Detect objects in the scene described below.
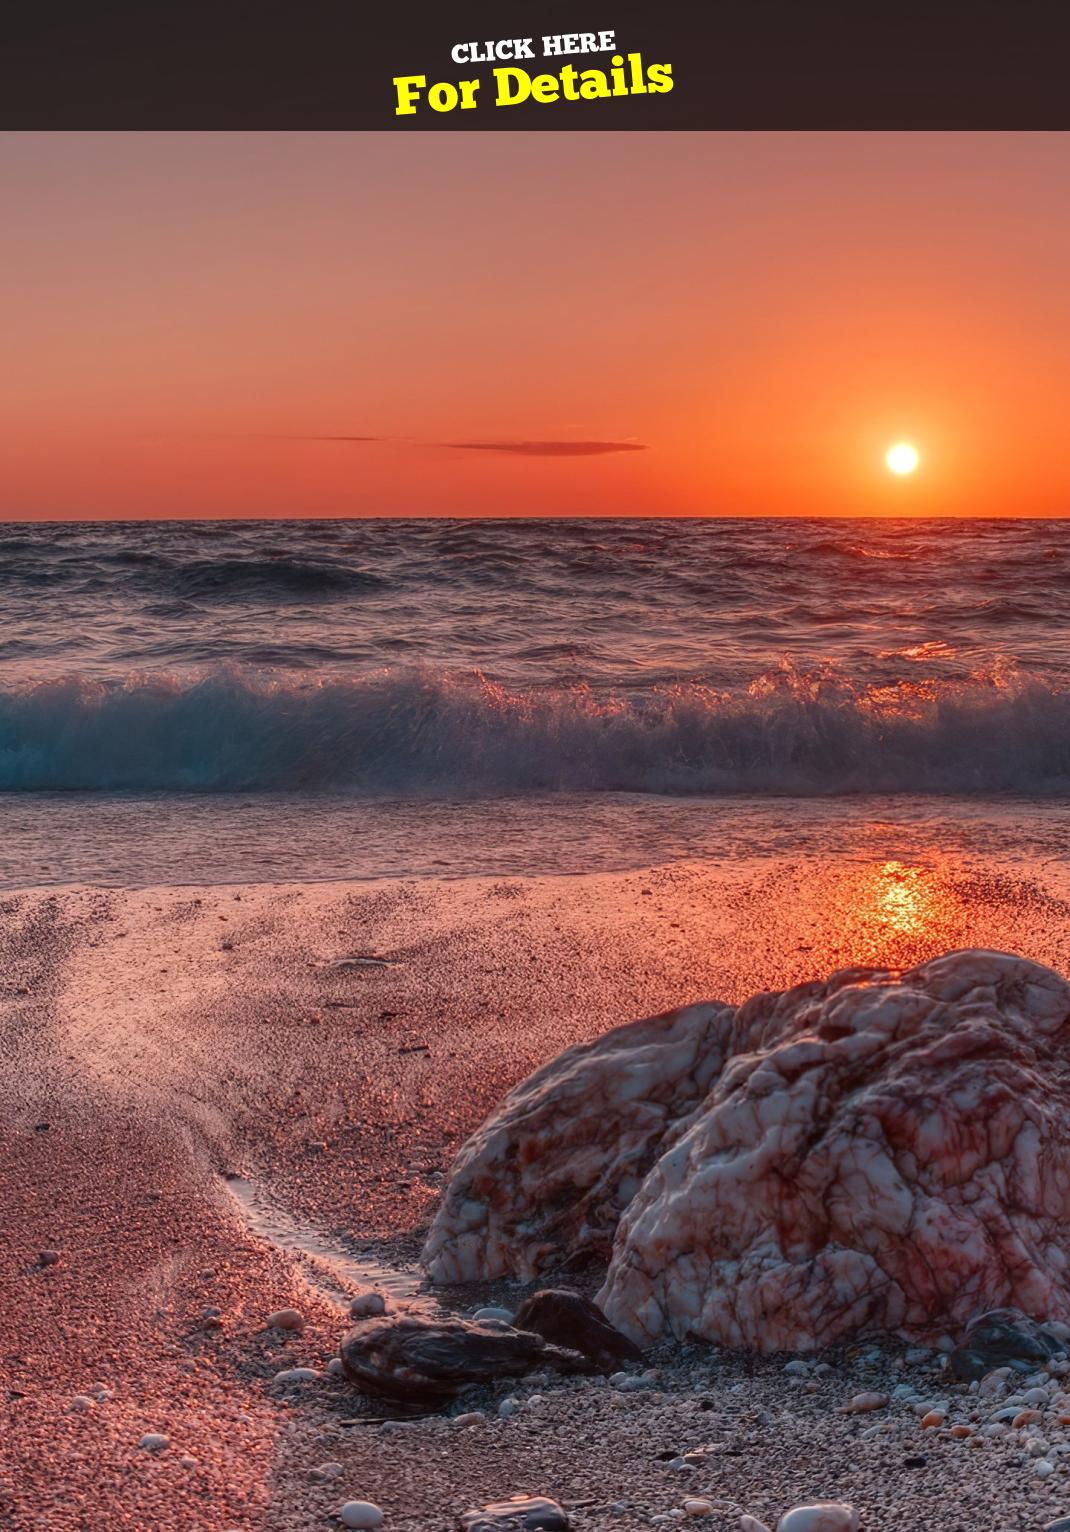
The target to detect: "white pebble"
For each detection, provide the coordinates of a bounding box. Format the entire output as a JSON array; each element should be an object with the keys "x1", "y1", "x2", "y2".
[
  {"x1": 777, "y1": 1505, "x2": 860, "y2": 1532},
  {"x1": 843, "y1": 1391, "x2": 888, "y2": 1413},
  {"x1": 683, "y1": 1500, "x2": 715, "y2": 1517},
  {"x1": 265, "y1": 1308, "x2": 304, "y2": 1332},
  {"x1": 741, "y1": 1519, "x2": 771, "y2": 1532},
  {"x1": 68, "y1": 1395, "x2": 95, "y2": 1412},
  {"x1": 452, "y1": 1411, "x2": 485, "y2": 1426},
  {"x1": 1035, "y1": 1460, "x2": 1055, "y2": 1478},
  {"x1": 349, "y1": 1293, "x2": 387, "y2": 1319},
  {"x1": 319, "y1": 1462, "x2": 344, "y2": 1479},
  {"x1": 339, "y1": 1503, "x2": 385, "y2": 1530},
  {"x1": 498, "y1": 1397, "x2": 519, "y2": 1418},
  {"x1": 473, "y1": 1305, "x2": 514, "y2": 1323},
  {"x1": 273, "y1": 1367, "x2": 319, "y2": 1385},
  {"x1": 138, "y1": 1433, "x2": 169, "y2": 1452},
  {"x1": 327, "y1": 1358, "x2": 345, "y2": 1377}
]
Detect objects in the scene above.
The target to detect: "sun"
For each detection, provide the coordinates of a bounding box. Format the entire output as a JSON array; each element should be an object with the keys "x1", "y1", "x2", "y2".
[{"x1": 886, "y1": 441, "x2": 920, "y2": 476}]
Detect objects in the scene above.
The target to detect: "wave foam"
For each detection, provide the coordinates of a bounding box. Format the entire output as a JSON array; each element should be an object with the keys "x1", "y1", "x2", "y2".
[{"x1": 0, "y1": 664, "x2": 1068, "y2": 794}]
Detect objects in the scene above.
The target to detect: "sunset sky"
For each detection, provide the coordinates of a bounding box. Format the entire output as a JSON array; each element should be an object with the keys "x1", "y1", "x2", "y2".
[{"x1": 3, "y1": 130, "x2": 1070, "y2": 519}]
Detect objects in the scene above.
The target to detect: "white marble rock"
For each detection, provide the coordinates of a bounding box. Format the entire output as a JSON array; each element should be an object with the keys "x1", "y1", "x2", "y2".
[{"x1": 424, "y1": 951, "x2": 1070, "y2": 1351}]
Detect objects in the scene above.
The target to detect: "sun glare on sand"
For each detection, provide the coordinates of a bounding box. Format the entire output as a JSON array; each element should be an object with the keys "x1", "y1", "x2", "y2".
[{"x1": 886, "y1": 442, "x2": 920, "y2": 476}]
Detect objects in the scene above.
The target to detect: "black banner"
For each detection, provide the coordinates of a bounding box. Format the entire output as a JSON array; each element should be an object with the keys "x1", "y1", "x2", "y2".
[{"x1": 3, "y1": 0, "x2": 1070, "y2": 128}]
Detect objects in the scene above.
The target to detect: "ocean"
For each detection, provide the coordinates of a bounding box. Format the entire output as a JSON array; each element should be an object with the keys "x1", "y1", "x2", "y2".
[{"x1": 2, "y1": 515, "x2": 1068, "y2": 888}]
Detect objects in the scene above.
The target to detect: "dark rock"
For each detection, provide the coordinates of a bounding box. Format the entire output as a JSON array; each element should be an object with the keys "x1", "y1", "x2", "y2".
[
  {"x1": 903, "y1": 1455, "x2": 927, "y2": 1468},
  {"x1": 963, "y1": 1308, "x2": 1063, "y2": 1367},
  {"x1": 512, "y1": 1289, "x2": 643, "y2": 1370},
  {"x1": 459, "y1": 1497, "x2": 569, "y2": 1531},
  {"x1": 948, "y1": 1347, "x2": 988, "y2": 1381},
  {"x1": 1043, "y1": 1520, "x2": 1070, "y2": 1532},
  {"x1": 339, "y1": 1315, "x2": 593, "y2": 1407}
]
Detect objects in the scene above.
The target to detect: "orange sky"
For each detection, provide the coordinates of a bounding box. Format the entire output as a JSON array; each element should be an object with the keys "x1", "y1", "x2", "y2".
[{"x1": 3, "y1": 131, "x2": 1070, "y2": 519}]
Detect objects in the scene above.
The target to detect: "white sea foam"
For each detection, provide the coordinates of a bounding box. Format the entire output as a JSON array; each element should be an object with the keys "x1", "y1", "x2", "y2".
[{"x1": 0, "y1": 662, "x2": 1067, "y2": 794}]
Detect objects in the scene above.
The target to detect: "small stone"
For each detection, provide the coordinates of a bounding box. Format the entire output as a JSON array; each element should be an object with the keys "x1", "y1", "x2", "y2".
[
  {"x1": 350, "y1": 1292, "x2": 387, "y2": 1319},
  {"x1": 784, "y1": 1360, "x2": 811, "y2": 1376},
  {"x1": 327, "y1": 1358, "x2": 345, "y2": 1377},
  {"x1": 1012, "y1": 1408, "x2": 1043, "y2": 1428},
  {"x1": 498, "y1": 1396, "x2": 519, "y2": 1418},
  {"x1": 740, "y1": 1519, "x2": 771, "y2": 1532},
  {"x1": 138, "y1": 1433, "x2": 169, "y2": 1452},
  {"x1": 453, "y1": 1411, "x2": 485, "y2": 1426},
  {"x1": 920, "y1": 1410, "x2": 945, "y2": 1428},
  {"x1": 273, "y1": 1367, "x2": 319, "y2": 1385},
  {"x1": 950, "y1": 1424, "x2": 973, "y2": 1439},
  {"x1": 1036, "y1": 1461, "x2": 1055, "y2": 1479},
  {"x1": 179, "y1": 1455, "x2": 197, "y2": 1469},
  {"x1": 68, "y1": 1395, "x2": 94, "y2": 1412},
  {"x1": 38, "y1": 1250, "x2": 61, "y2": 1267},
  {"x1": 459, "y1": 1496, "x2": 569, "y2": 1531},
  {"x1": 1042, "y1": 1519, "x2": 1070, "y2": 1531},
  {"x1": 683, "y1": 1501, "x2": 714, "y2": 1518},
  {"x1": 339, "y1": 1503, "x2": 385, "y2": 1531},
  {"x1": 473, "y1": 1306, "x2": 514, "y2": 1324},
  {"x1": 843, "y1": 1391, "x2": 888, "y2": 1413},
  {"x1": 902, "y1": 1456, "x2": 926, "y2": 1468},
  {"x1": 265, "y1": 1308, "x2": 304, "y2": 1332},
  {"x1": 776, "y1": 1506, "x2": 859, "y2": 1532},
  {"x1": 319, "y1": 1461, "x2": 344, "y2": 1479}
]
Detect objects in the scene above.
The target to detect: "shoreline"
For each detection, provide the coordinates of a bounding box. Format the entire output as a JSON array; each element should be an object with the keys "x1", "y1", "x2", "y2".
[{"x1": 4, "y1": 856, "x2": 1070, "y2": 1528}]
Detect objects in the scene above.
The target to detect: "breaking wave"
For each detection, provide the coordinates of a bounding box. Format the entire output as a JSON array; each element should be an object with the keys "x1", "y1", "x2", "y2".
[{"x1": 1, "y1": 664, "x2": 1068, "y2": 795}]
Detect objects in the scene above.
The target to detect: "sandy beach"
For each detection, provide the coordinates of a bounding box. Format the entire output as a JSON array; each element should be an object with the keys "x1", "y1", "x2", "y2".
[{"x1": 4, "y1": 851, "x2": 1070, "y2": 1530}]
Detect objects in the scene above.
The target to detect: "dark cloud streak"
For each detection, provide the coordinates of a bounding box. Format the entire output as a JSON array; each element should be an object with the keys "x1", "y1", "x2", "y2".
[{"x1": 446, "y1": 440, "x2": 647, "y2": 457}]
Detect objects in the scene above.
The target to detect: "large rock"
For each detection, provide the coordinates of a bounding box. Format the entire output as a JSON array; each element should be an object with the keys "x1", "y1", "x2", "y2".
[
  {"x1": 423, "y1": 951, "x2": 1070, "y2": 1351},
  {"x1": 338, "y1": 1314, "x2": 593, "y2": 1406}
]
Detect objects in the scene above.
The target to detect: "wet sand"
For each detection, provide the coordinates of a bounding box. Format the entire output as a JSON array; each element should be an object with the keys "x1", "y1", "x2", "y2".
[{"x1": 4, "y1": 853, "x2": 1070, "y2": 1529}]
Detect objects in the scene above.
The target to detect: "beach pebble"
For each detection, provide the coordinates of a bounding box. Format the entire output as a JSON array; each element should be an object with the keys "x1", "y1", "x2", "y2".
[
  {"x1": 453, "y1": 1411, "x2": 485, "y2": 1426},
  {"x1": 682, "y1": 1500, "x2": 714, "y2": 1518},
  {"x1": 776, "y1": 1505, "x2": 859, "y2": 1532},
  {"x1": 740, "y1": 1519, "x2": 771, "y2": 1532},
  {"x1": 920, "y1": 1410, "x2": 945, "y2": 1428},
  {"x1": 327, "y1": 1357, "x2": 345, "y2": 1377},
  {"x1": 1013, "y1": 1408, "x2": 1044, "y2": 1428},
  {"x1": 265, "y1": 1307, "x2": 305, "y2": 1332},
  {"x1": 68, "y1": 1395, "x2": 95, "y2": 1412},
  {"x1": 1036, "y1": 1461, "x2": 1055, "y2": 1479},
  {"x1": 273, "y1": 1367, "x2": 319, "y2": 1385},
  {"x1": 498, "y1": 1397, "x2": 519, "y2": 1418},
  {"x1": 319, "y1": 1461, "x2": 344, "y2": 1479},
  {"x1": 339, "y1": 1503, "x2": 385, "y2": 1530},
  {"x1": 38, "y1": 1249, "x2": 61, "y2": 1266},
  {"x1": 473, "y1": 1306, "x2": 514, "y2": 1324},
  {"x1": 459, "y1": 1496, "x2": 568, "y2": 1530},
  {"x1": 138, "y1": 1433, "x2": 169, "y2": 1452},
  {"x1": 1043, "y1": 1519, "x2": 1070, "y2": 1531},
  {"x1": 350, "y1": 1292, "x2": 387, "y2": 1319},
  {"x1": 843, "y1": 1391, "x2": 888, "y2": 1413}
]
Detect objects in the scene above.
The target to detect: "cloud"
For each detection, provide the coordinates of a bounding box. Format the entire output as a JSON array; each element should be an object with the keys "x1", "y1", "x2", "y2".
[{"x1": 445, "y1": 440, "x2": 648, "y2": 457}]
